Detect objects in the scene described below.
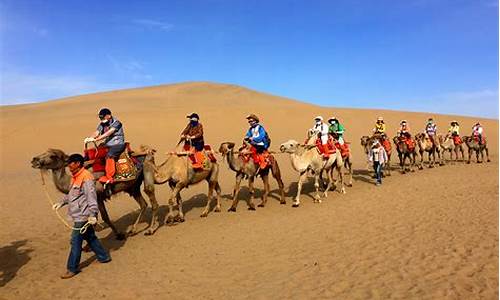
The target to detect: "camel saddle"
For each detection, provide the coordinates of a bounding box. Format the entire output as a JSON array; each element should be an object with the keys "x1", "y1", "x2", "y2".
[
  {"x1": 335, "y1": 142, "x2": 350, "y2": 159},
  {"x1": 239, "y1": 145, "x2": 270, "y2": 169},
  {"x1": 399, "y1": 136, "x2": 415, "y2": 152},
  {"x1": 315, "y1": 137, "x2": 336, "y2": 156},
  {"x1": 473, "y1": 134, "x2": 486, "y2": 144},
  {"x1": 183, "y1": 144, "x2": 217, "y2": 171},
  {"x1": 452, "y1": 135, "x2": 462, "y2": 145},
  {"x1": 84, "y1": 142, "x2": 140, "y2": 182}
]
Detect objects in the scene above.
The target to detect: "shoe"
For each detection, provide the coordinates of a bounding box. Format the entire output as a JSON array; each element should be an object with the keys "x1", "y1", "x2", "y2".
[
  {"x1": 61, "y1": 271, "x2": 78, "y2": 279},
  {"x1": 99, "y1": 258, "x2": 112, "y2": 264},
  {"x1": 375, "y1": 182, "x2": 381, "y2": 186}
]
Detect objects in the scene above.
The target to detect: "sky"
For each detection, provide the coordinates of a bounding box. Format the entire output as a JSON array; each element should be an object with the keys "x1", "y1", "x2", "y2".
[{"x1": 0, "y1": 0, "x2": 498, "y2": 118}]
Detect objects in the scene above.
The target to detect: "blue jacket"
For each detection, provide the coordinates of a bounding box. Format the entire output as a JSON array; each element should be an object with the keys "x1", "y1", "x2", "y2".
[{"x1": 245, "y1": 124, "x2": 269, "y2": 149}]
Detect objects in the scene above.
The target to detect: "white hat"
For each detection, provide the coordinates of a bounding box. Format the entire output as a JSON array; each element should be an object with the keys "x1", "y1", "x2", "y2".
[
  {"x1": 314, "y1": 116, "x2": 323, "y2": 121},
  {"x1": 377, "y1": 116, "x2": 384, "y2": 121}
]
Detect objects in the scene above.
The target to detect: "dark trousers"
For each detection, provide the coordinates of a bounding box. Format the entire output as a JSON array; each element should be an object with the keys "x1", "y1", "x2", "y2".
[
  {"x1": 106, "y1": 144, "x2": 126, "y2": 159},
  {"x1": 67, "y1": 222, "x2": 110, "y2": 273},
  {"x1": 373, "y1": 161, "x2": 383, "y2": 184}
]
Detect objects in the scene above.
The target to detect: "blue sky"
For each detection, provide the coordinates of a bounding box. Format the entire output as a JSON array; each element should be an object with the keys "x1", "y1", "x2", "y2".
[{"x1": 1, "y1": 0, "x2": 498, "y2": 118}]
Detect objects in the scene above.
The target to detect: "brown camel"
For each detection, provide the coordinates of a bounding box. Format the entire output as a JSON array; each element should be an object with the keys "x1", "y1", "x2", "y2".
[
  {"x1": 463, "y1": 136, "x2": 491, "y2": 164},
  {"x1": 414, "y1": 133, "x2": 443, "y2": 169},
  {"x1": 360, "y1": 134, "x2": 392, "y2": 176},
  {"x1": 140, "y1": 146, "x2": 222, "y2": 223},
  {"x1": 280, "y1": 139, "x2": 344, "y2": 207},
  {"x1": 439, "y1": 134, "x2": 465, "y2": 164},
  {"x1": 393, "y1": 136, "x2": 417, "y2": 173},
  {"x1": 31, "y1": 148, "x2": 159, "y2": 239},
  {"x1": 218, "y1": 142, "x2": 286, "y2": 212}
]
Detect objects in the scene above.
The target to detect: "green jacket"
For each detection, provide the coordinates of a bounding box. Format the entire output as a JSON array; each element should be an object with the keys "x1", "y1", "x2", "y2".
[{"x1": 329, "y1": 123, "x2": 345, "y2": 137}]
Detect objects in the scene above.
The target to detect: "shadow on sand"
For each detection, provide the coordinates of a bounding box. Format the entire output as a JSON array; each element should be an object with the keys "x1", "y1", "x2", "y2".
[{"x1": 0, "y1": 239, "x2": 33, "y2": 287}]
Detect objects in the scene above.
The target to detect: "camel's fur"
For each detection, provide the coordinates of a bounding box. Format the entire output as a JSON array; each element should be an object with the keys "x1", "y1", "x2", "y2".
[
  {"x1": 439, "y1": 134, "x2": 466, "y2": 164},
  {"x1": 463, "y1": 136, "x2": 491, "y2": 164},
  {"x1": 279, "y1": 139, "x2": 345, "y2": 207},
  {"x1": 31, "y1": 148, "x2": 160, "y2": 239},
  {"x1": 414, "y1": 133, "x2": 443, "y2": 169},
  {"x1": 218, "y1": 142, "x2": 286, "y2": 212},
  {"x1": 393, "y1": 136, "x2": 417, "y2": 174},
  {"x1": 139, "y1": 145, "x2": 222, "y2": 223}
]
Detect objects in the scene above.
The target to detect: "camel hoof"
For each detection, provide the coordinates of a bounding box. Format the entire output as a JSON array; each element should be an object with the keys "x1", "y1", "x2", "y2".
[
  {"x1": 127, "y1": 230, "x2": 138, "y2": 237},
  {"x1": 257, "y1": 203, "x2": 265, "y2": 208},
  {"x1": 174, "y1": 216, "x2": 185, "y2": 223},
  {"x1": 165, "y1": 216, "x2": 175, "y2": 225},
  {"x1": 214, "y1": 207, "x2": 221, "y2": 213},
  {"x1": 200, "y1": 212, "x2": 208, "y2": 218},
  {"x1": 248, "y1": 206, "x2": 257, "y2": 210},
  {"x1": 347, "y1": 183, "x2": 353, "y2": 187},
  {"x1": 144, "y1": 228, "x2": 156, "y2": 236},
  {"x1": 292, "y1": 203, "x2": 299, "y2": 208},
  {"x1": 228, "y1": 207, "x2": 236, "y2": 212},
  {"x1": 280, "y1": 200, "x2": 286, "y2": 205},
  {"x1": 115, "y1": 233, "x2": 126, "y2": 240},
  {"x1": 467, "y1": 161, "x2": 471, "y2": 164}
]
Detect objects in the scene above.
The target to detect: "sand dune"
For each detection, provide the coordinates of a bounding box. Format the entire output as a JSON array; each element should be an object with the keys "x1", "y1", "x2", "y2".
[{"x1": 0, "y1": 82, "x2": 498, "y2": 299}]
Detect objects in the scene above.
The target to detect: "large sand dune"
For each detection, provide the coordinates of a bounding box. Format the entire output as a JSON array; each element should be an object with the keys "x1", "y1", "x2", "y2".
[{"x1": 0, "y1": 82, "x2": 498, "y2": 299}]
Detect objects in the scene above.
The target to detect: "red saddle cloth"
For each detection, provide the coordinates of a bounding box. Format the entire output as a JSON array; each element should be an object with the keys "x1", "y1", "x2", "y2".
[
  {"x1": 452, "y1": 136, "x2": 462, "y2": 145},
  {"x1": 84, "y1": 143, "x2": 139, "y2": 174},
  {"x1": 473, "y1": 134, "x2": 486, "y2": 144},
  {"x1": 399, "y1": 137, "x2": 415, "y2": 151},
  {"x1": 382, "y1": 139, "x2": 392, "y2": 152},
  {"x1": 335, "y1": 142, "x2": 350, "y2": 159},
  {"x1": 239, "y1": 145, "x2": 270, "y2": 169},
  {"x1": 315, "y1": 137, "x2": 336, "y2": 157}
]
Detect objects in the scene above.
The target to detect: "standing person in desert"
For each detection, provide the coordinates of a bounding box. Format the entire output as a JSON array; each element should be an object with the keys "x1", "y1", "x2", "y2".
[
  {"x1": 52, "y1": 154, "x2": 111, "y2": 279},
  {"x1": 368, "y1": 140, "x2": 388, "y2": 186}
]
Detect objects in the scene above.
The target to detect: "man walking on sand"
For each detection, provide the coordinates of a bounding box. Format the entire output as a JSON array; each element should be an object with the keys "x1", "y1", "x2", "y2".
[{"x1": 53, "y1": 153, "x2": 111, "y2": 279}]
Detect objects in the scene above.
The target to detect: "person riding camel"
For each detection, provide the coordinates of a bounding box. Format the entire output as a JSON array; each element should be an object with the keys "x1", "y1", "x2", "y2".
[
  {"x1": 425, "y1": 117, "x2": 437, "y2": 145},
  {"x1": 397, "y1": 120, "x2": 411, "y2": 138},
  {"x1": 180, "y1": 113, "x2": 205, "y2": 169},
  {"x1": 244, "y1": 114, "x2": 270, "y2": 169},
  {"x1": 472, "y1": 122, "x2": 484, "y2": 145},
  {"x1": 84, "y1": 108, "x2": 125, "y2": 185},
  {"x1": 448, "y1": 121, "x2": 461, "y2": 145},
  {"x1": 311, "y1": 116, "x2": 330, "y2": 158},
  {"x1": 373, "y1": 117, "x2": 386, "y2": 137},
  {"x1": 328, "y1": 117, "x2": 345, "y2": 145}
]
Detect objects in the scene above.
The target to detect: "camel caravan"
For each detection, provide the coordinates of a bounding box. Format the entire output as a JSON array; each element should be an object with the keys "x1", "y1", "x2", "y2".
[{"x1": 31, "y1": 110, "x2": 490, "y2": 241}]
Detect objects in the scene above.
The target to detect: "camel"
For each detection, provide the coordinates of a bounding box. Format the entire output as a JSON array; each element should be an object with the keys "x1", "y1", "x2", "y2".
[
  {"x1": 140, "y1": 145, "x2": 222, "y2": 223},
  {"x1": 360, "y1": 134, "x2": 392, "y2": 176},
  {"x1": 279, "y1": 139, "x2": 344, "y2": 207},
  {"x1": 392, "y1": 135, "x2": 417, "y2": 173},
  {"x1": 463, "y1": 136, "x2": 490, "y2": 164},
  {"x1": 439, "y1": 134, "x2": 465, "y2": 164},
  {"x1": 218, "y1": 142, "x2": 286, "y2": 212},
  {"x1": 414, "y1": 133, "x2": 443, "y2": 169},
  {"x1": 31, "y1": 148, "x2": 159, "y2": 240}
]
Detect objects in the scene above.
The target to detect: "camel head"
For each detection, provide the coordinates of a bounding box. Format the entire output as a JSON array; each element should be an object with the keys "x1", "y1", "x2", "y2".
[
  {"x1": 414, "y1": 133, "x2": 425, "y2": 141},
  {"x1": 31, "y1": 149, "x2": 69, "y2": 170},
  {"x1": 360, "y1": 136, "x2": 370, "y2": 146},
  {"x1": 137, "y1": 145, "x2": 157, "y2": 163},
  {"x1": 218, "y1": 142, "x2": 235, "y2": 157},
  {"x1": 280, "y1": 140, "x2": 300, "y2": 154}
]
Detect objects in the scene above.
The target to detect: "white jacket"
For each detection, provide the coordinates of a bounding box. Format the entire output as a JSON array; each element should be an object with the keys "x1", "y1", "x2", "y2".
[{"x1": 311, "y1": 122, "x2": 329, "y2": 144}]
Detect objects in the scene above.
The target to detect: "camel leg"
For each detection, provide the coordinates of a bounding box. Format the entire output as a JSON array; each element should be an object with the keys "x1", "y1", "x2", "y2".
[
  {"x1": 247, "y1": 176, "x2": 257, "y2": 210},
  {"x1": 143, "y1": 181, "x2": 160, "y2": 236},
  {"x1": 213, "y1": 182, "x2": 222, "y2": 212},
  {"x1": 313, "y1": 174, "x2": 321, "y2": 203},
  {"x1": 486, "y1": 147, "x2": 491, "y2": 162},
  {"x1": 228, "y1": 174, "x2": 244, "y2": 212},
  {"x1": 127, "y1": 190, "x2": 148, "y2": 236},
  {"x1": 166, "y1": 184, "x2": 182, "y2": 225},
  {"x1": 258, "y1": 174, "x2": 270, "y2": 207},
  {"x1": 386, "y1": 153, "x2": 391, "y2": 176},
  {"x1": 97, "y1": 199, "x2": 125, "y2": 240},
  {"x1": 200, "y1": 181, "x2": 215, "y2": 217},
  {"x1": 271, "y1": 160, "x2": 286, "y2": 204},
  {"x1": 174, "y1": 193, "x2": 185, "y2": 222},
  {"x1": 293, "y1": 171, "x2": 307, "y2": 207},
  {"x1": 418, "y1": 151, "x2": 424, "y2": 170}
]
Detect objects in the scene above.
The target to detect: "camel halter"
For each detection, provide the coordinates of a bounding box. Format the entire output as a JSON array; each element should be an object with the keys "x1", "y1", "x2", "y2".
[{"x1": 39, "y1": 170, "x2": 91, "y2": 234}]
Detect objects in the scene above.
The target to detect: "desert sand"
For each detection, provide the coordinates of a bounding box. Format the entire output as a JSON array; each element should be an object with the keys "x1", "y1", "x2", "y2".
[{"x1": 0, "y1": 82, "x2": 498, "y2": 299}]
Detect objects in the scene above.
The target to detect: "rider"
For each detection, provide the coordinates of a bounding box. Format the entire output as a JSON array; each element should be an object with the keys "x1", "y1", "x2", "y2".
[
  {"x1": 328, "y1": 117, "x2": 345, "y2": 145},
  {"x1": 397, "y1": 120, "x2": 411, "y2": 139},
  {"x1": 85, "y1": 108, "x2": 125, "y2": 185},
  {"x1": 472, "y1": 122, "x2": 484, "y2": 145},
  {"x1": 373, "y1": 117, "x2": 386, "y2": 137},
  {"x1": 448, "y1": 121, "x2": 460, "y2": 136},
  {"x1": 244, "y1": 114, "x2": 270, "y2": 168},
  {"x1": 180, "y1": 113, "x2": 205, "y2": 169},
  {"x1": 425, "y1": 117, "x2": 437, "y2": 145},
  {"x1": 311, "y1": 116, "x2": 330, "y2": 158}
]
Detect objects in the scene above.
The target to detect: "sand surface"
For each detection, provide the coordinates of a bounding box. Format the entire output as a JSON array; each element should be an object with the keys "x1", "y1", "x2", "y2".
[{"x1": 0, "y1": 82, "x2": 498, "y2": 299}]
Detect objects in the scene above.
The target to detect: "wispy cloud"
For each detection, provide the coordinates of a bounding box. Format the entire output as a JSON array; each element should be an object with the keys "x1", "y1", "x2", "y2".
[
  {"x1": 106, "y1": 55, "x2": 153, "y2": 80},
  {"x1": 132, "y1": 19, "x2": 173, "y2": 32},
  {"x1": 0, "y1": 72, "x2": 135, "y2": 105}
]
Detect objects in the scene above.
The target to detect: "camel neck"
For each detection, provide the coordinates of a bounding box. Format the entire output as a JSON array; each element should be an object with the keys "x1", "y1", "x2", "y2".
[
  {"x1": 52, "y1": 167, "x2": 71, "y2": 194},
  {"x1": 226, "y1": 149, "x2": 242, "y2": 172}
]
